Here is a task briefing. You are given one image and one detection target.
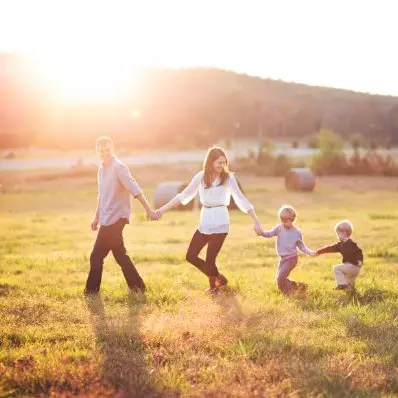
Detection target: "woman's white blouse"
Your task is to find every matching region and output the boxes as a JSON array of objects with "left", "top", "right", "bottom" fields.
[{"left": 177, "top": 171, "right": 253, "bottom": 234}]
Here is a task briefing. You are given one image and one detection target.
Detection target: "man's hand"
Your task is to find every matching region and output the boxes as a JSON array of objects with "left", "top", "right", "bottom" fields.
[
  {"left": 155, "top": 208, "right": 164, "bottom": 219},
  {"left": 147, "top": 209, "right": 161, "bottom": 221},
  {"left": 91, "top": 219, "right": 99, "bottom": 231}
]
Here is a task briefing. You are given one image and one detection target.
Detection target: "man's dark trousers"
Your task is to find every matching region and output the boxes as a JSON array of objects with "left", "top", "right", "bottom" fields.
[{"left": 85, "top": 218, "right": 145, "bottom": 293}]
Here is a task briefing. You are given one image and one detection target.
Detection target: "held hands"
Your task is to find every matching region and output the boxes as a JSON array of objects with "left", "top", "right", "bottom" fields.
[
  {"left": 156, "top": 208, "right": 165, "bottom": 220},
  {"left": 154, "top": 207, "right": 165, "bottom": 220},
  {"left": 147, "top": 207, "right": 166, "bottom": 221},
  {"left": 253, "top": 221, "right": 264, "bottom": 236},
  {"left": 147, "top": 208, "right": 161, "bottom": 221}
]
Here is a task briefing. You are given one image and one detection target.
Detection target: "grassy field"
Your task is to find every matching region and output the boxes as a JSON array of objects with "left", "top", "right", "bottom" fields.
[{"left": 1, "top": 168, "right": 398, "bottom": 397}]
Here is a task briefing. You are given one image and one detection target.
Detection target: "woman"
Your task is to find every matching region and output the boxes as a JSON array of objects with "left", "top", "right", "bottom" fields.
[{"left": 156, "top": 147, "right": 263, "bottom": 292}]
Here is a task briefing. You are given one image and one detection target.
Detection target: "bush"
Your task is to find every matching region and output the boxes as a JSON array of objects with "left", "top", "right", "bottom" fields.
[
  {"left": 349, "top": 132, "right": 364, "bottom": 152},
  {"left": 383, "top": 139, "right": 392, "bottom": 150},
  {"left": 316, "top": 128, "right": 344, "bottom": 154},
  {"left": 307, "top": 135, "right": 318, "bottom": 149},
  {"left": 256, "top": 152, "right": 292, "bottom": 176},
  {"left": 312, "top": 150, "right": 398, "bottom": 176},
  {"left": 310, "top": 129, "right": 346, "bottom": 175},
  {"left": 256, "top": 151, "right": 274, "bottom": 167},
  {"left": 256, "top": 139, "right": 275, "bottom": 166},
  {"left": 292, "top": 141, "right": 299, "bottom": 149},
  {"left": 247, "top": 149, "right": 257, "bottom": 160},
  {"left": 258, "top": 139, "right": 275, "bottom": 157},
  {"left": 368, "top": 140, "right": 378, "bottom": 150},
  {"left": 362, "top": 152, "right": 398, "bottom": 176},
  {"left": 311, "top": 153, "right": 348, "bottom": 175},
  {"left": 271, "top": 154, "right": 292, "bottom": 176}
]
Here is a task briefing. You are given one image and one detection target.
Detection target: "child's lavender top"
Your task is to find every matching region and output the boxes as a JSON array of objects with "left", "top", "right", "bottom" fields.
[{"left": 262, "top": 224, "right": 312, "bottom": 258}]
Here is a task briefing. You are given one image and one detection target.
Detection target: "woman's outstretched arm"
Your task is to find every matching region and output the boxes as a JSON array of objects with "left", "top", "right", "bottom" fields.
[
  {"left": 157, "top": 171, "right": 203, "bottom": 215},
  {"left": 229, "top": 174, "right": 263, "bottom": 233}
]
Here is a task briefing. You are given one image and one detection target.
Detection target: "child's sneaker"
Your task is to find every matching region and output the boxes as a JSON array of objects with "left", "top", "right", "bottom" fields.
[{"left": 335, "top": 284, "right": 349, "bottom": 290}]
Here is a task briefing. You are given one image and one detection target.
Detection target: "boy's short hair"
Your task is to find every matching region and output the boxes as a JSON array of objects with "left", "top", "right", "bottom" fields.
[
  {"left": 335, "top": 220, "right": 353, "bottom": 235},
  {"left": 96, "top": 136, "right": 114, "bottom": 149},
  {"left": 278, "top": 205, "right": 296, "bottom": 221}
]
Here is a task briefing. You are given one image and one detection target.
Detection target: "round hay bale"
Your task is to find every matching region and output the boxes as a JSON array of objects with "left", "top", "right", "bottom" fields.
[
  {"left": 153, "top": 181, "right": 195, "bottom": 211},
  {"left": 285, "top": 168, "right": 315, "bottom": 192}
]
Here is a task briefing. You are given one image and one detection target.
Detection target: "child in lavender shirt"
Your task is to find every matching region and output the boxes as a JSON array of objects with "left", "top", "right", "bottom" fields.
[{"left": 257, "top": 205, "right": 315, "bottom": 294}]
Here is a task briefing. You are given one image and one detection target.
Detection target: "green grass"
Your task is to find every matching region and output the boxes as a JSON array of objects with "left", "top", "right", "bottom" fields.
[{"left": 1, "top": 176, "right": 398, "bottom": 397}]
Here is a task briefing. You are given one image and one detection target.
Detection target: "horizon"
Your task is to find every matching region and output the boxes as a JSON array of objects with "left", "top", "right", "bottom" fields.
[
  {"left": 2, "top": 52, "right": 398, "bottom": 99},
  {"left": 0, "top": 0, "right": 397, "bottom": 98}
]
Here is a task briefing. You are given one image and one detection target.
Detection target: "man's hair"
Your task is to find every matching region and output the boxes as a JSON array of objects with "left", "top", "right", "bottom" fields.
[
  {"left": 278, "top": 205, "right": 296, "bottom": 221},
  {"left": 96, "top": 136, "right": 114, "bottom": 148},
  {"left": 335, "top": 220, "right": 353, "bottom": 235}
]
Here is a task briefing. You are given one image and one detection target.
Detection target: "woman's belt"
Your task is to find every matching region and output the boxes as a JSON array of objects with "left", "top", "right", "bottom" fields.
[{"left": 203, "top": 205, "right": 227, "bottom": 208}]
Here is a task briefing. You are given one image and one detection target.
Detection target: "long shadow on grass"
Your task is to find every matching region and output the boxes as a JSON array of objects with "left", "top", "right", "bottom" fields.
[
  {"left": 85, "top": 294, "right": 178, "bottom": 397},
  {"left": 291, "top": 286, "right": 398, "bottom": 313},
  {"left": 281, "top": 287, "right": 398, "bottom": 396},
  {"left": 241, "top": 332, "right": 388, "bottom": 397},
  {"left": 335, "top": 286, "right": 398, "bottom": 309},
  {"left": 345, "top": 316, "right": 398, "bottom": 364},
  {"left": 342, "top": 308, "right": 398, "bottom": 392},
  {"left": 211, "top": 291, "right": 369, "bottom": 395}
]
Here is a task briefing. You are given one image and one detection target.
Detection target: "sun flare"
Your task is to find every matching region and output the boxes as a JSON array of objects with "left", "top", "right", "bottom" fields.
[{"left": 31, "top": 52, "right": 140, "bottom": 103}]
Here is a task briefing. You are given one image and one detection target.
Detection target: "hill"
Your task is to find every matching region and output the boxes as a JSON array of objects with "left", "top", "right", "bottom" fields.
[{"left": 1, "top": 53, "right": 398, "bottom": 149}]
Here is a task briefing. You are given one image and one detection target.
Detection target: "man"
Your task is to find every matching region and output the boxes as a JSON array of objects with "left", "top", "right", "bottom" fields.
[{"left": 84, "top": 136, "right": 159, "bottom": 295}]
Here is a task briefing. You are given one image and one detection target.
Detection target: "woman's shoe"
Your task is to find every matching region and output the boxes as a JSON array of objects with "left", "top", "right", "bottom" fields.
[
  {"left": 215, "top": 274, "right": 228, "bottom": 288},
  {"left": 208, "top": 276, "right": 218, "bottom": 290}
]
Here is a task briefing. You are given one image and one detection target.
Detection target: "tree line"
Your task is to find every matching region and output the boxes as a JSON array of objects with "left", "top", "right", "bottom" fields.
[{"left": 1, "top": 53, "right": 398, "bottom": 149}]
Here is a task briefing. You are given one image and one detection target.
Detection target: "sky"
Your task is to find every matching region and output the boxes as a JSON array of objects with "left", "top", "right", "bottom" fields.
[{"left": 0, "top": 0, "right": 397, "bottom": 96}]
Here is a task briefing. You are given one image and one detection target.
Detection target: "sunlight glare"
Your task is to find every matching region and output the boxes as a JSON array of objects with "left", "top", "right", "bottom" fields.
[{"left": 31, "top": 52, "right": 140, "bottom": 102}]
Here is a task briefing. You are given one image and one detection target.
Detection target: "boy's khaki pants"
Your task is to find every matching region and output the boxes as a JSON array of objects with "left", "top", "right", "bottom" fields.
[{"left": 333, "top": 262, "right": 361, "bottom": 287}]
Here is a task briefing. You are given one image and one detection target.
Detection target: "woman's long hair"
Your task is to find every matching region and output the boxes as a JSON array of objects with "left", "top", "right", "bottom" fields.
[{"left": 203, "top": 147, "right": 230, "bottom": 189}]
